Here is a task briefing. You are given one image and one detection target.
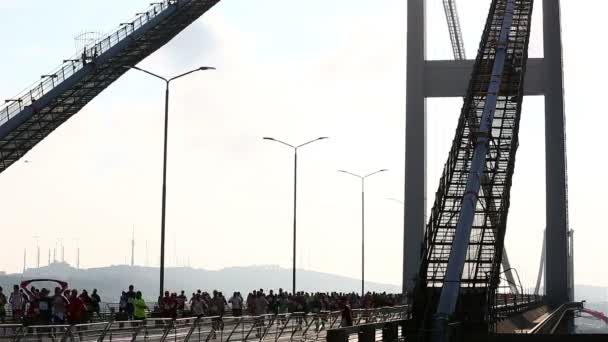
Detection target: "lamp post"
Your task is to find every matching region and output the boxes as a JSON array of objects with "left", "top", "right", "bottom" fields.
[
  {"left": 124, "top": 65, "right": 215, "bottom": 299},
  {"left": 263, "top": 136, "right": 329, "bottom": 295},
  {"left": 338, "top": 169, "right": 388, "bottom": 295},
  {"left": 5, "top": 99, "right": 23, "bottom": 113}
]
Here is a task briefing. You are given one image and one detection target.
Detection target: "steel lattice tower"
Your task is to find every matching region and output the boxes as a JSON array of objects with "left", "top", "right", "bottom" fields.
[
  {"left": 0, "top": 0, "right": 219, "bottom": 173},
  {"left": 404, "top": 0, "right": 570, "bottom": 311},
  {"left": 409, "top": 1, "right": 535, "bottom": 334}
]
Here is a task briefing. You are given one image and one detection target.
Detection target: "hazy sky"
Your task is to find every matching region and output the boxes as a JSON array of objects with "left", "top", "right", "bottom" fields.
[{"left": 0, "top": 0, "right": 604, "bottom": 290}]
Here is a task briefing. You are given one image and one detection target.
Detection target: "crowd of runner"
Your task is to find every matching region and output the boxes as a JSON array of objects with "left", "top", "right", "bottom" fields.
[
  {"left": 0, "top": 282, "right": 404, "bottom": 326},
  {"left": 0, "top": 283, "right": 101, "bottom": 325},
  {"left": 152, "top": 289, "right": 404, "bottom": 319}
]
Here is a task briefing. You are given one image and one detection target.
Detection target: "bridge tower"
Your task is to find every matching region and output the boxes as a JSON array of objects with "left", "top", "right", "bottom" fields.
[{"left": 404, "top": 0, "right": 570, "bottom": 308}]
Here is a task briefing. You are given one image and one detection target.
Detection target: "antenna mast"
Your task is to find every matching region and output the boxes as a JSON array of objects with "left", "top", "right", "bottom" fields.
[
  {"left": 33, "top": 236, "right": 40, "bottom": 269},
  {"left": 131, "top": 225, "right": 135, "bottom": 267}
]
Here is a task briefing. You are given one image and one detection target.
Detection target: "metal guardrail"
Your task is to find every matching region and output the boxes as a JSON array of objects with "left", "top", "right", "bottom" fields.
[
  {"left": 493, "top": 294, "right": 545, "bottom": 321},
  {"left": 327, "top": 308, "right": 410, "bottom": 342},
  {"left": 0, "top": 306, "right": 409, "bottom": 342},
  {"left": 528, "top": 302, "right": 583, "bottom": 335},
  {"left": 0, "top": 0, "right": 176, "bottom": 125},
  {"left": 327, "top": 320, "right": 406, "bottom": 342}
]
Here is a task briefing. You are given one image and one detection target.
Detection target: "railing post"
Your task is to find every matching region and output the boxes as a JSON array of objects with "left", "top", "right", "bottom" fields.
[
  {"left": 97, "top": 321, "right": 114, "bottom": 342},
  {"left": 242, "top": 317, "right": 257, "bottom": 342},
  {"left": 261, "top": 315, "right": 276, "bottom": 340},
  {"left": 159, "top": 320, "right": 175, "bottom": 342},
  {"left": 129, "top": 324, "right": 144, "bottom": 342},
  {"left": 355, "top": 310, "right": 363, "bottom": 325},
  {"left": 329, "top": 312, "right": 340, "bottom": 329},
  {"left": 300, "top": 315, "right": 315, "bottom": 339},
  {"left": 59, "top": 325, "right": 74, "bottom": 342},
  {"left": 225, "top": 317, "right": 243, "bottom": 342},
  {"left": 183, "top": 317, "right": 201, "bottom": 342},
  {"left": 276, "top": 315, "right": 291, "bottom": 341}
]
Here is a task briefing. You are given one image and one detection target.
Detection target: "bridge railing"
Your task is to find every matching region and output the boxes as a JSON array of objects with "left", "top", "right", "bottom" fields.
[
  {"left": 0, "top": 306, "right": 409, "bottom": 342},
  {"left": 493, "top": 293, "right": 545, "bottom": 321},
  {"left": 327, "top": 319, "right": 408, "bottom": 342},
  {"left": 0, "top": 0, "right": 176, "bottom": 126},
  {"left": 528, "top": 302, "right": 583, "bottom": 334}
]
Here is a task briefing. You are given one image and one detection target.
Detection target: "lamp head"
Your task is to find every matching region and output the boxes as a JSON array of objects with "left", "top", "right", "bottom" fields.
[{"left": 199, "top": 66, "right": 216, "bottom": 71}]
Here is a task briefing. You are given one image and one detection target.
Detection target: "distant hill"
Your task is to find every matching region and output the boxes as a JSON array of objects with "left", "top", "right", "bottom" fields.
[
  {"left": 6, "top": 263, "right": 605, "bottom": 305},
  {"left": 0, "top": 262, "right": 400, "bottom": 302}
]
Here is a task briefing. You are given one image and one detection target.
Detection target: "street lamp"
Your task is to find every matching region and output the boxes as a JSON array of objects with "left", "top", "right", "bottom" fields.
[
  {"left": 337, "top": 168, "right": 388, "bottom": 295},
  {"left": 263, "top": 136, "right": 329, "bottom": 295},
  {"left": 5, "top": 99, "right": 23, "bottom": 113},
  {"left": 124, "top": 65, "right": 215, "bottom": 299}
]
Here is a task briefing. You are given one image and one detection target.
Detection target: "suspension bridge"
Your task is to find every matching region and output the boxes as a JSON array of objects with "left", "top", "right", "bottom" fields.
[{"left": 0, "top": 0, "right": 597, "bottom": 341}]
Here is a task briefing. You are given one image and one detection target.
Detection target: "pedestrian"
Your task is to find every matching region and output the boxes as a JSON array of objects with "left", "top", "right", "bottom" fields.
[
  {"left": 20, "top": 284, "right": 50, "bottom": 325},
  {"left": 255, "top": 292, "right": 268, "bottom": 316},
  {"left": 125, "top": 285, "right": 136, "bottom": 320},
  {"left": 191, "top": 294, "right": 206, "bottom": 317},
  {"left": 37, "top": 288, "right": 53, "bottom": 325},
  {"left": 189, "top": 292, "right": 196, "bottom": 309},
  {"left": 254, "top": 292, "right": 268, "bottom": 338},
  {"left": 170, "top": 293, "right": 178, "bottom": 318},
  {"left": 177, "top": 291, "right": 187, "bottom": 312},
  {"left": 210, "top": 291, "right": 225, "bottom": 338},
  {"left": 247, "top": 291, "right": 255, "bottom": 316},
  {"left": 160, "top": 291, "right": 173, "bottom": 318},
  {"left": 340, "top": 298, "right": 353, "bottom": 327},
  {"left": 133, "top": 291, "right": 147, "bottom": 320},
  {"left": 0, "top": 287, "right": 7, "bottom": 324},
  {"left": 23, "top": 288, "right": 37, "bottom": 325},
  {"left": 218, "top": 292, "right": 227, "bottom": 316},
  {"left": 91, "top": 289, "right": 101, "bottom": 318},
  {"left": 67, "top": 289, "right": 86, "bottom": 325},
  {"left": 119, "top": 291, "right": 127, "bottom": 314},
  {"left": 278, "top": 292, "right": 289, "bottom": 324},
  {"left": 51, "top": 287, "right": 68, "bottom": 324},
  {"left": 267, "top": 290, "right": 279, "bottom": 316},
  {"left": 228, "top": 292, "right": 242, "bottom": 317},
  {"left": 79, "top": 289, "right": 93, "bottom": 322}
]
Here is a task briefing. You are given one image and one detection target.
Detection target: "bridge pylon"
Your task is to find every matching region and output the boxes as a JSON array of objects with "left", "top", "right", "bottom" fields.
[{"left": 404, "top": 0, "right": 571, "bottom": 308}]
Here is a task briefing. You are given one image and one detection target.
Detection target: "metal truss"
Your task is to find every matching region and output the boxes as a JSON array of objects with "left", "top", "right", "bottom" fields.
[
  {"left": 441, "top": 0, "right": 520, "bottom": 295},
  {"left": 0, "top": 0, "right": 220, "bottom": 174},
  {"left": 412, "top": 0, "right": 535, "bottom": 331},
  {"left": 443, "top": 0, "right": 466, "bottom": 60}
]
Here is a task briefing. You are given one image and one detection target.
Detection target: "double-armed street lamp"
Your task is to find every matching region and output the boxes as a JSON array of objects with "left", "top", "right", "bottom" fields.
[
  {"left": 337, "top": 169, "right": 388, "bottom": 295},
  {"left": 124, "top": 65, "right": 215, "bottom": 299},
  {"left": 263, "top": 136, "right": 329, "bottom": 295}
]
